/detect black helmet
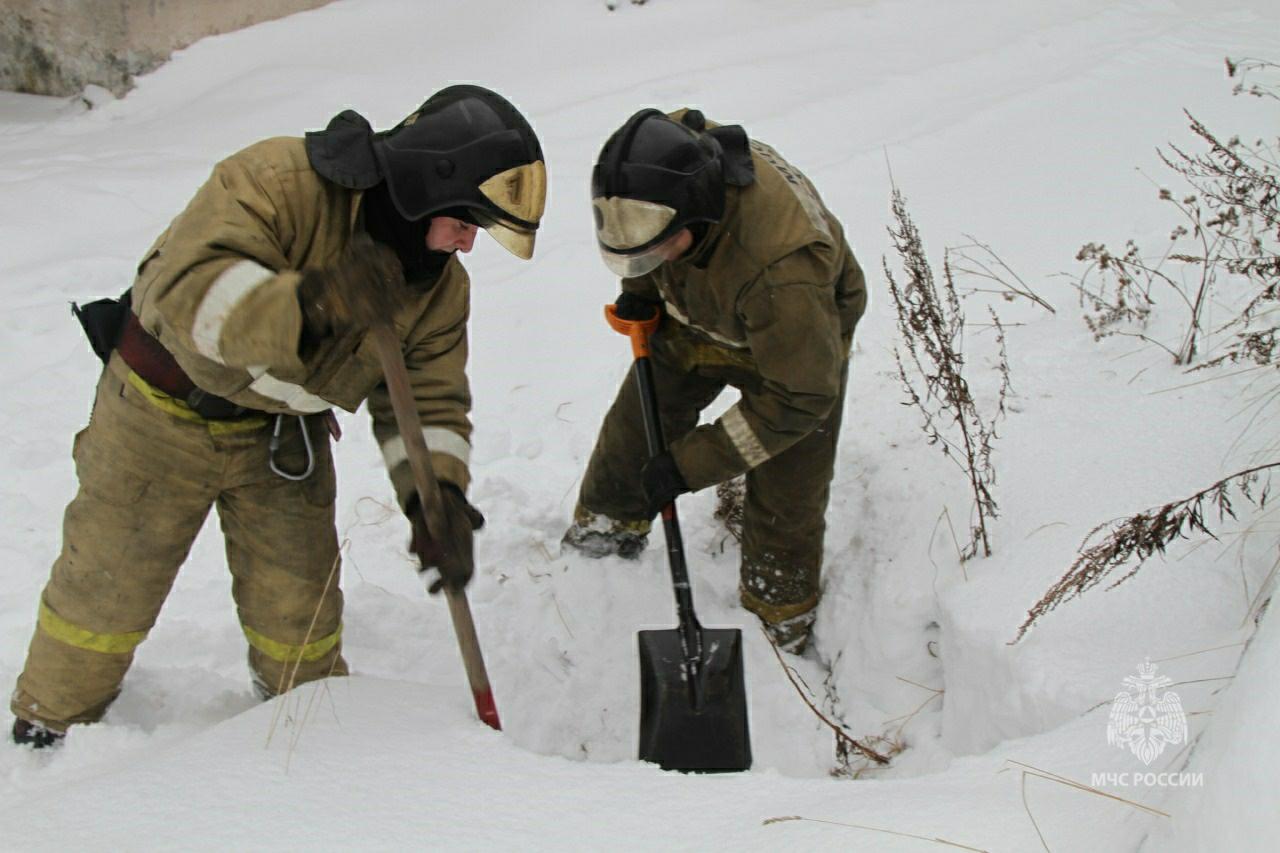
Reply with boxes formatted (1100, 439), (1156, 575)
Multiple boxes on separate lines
(591, 109), (727, 277)
(373, 85), (546, 259)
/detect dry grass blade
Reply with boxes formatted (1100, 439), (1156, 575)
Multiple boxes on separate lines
(1153, 641), (1247, 663)
(761, 814), (989, 851)
(266, 541), (345, 758)
(1006, 760), (1170, 852)
(1020, 771), (1051, 852)
(1004, 760), (1170, 818)
(1242, 546), (1280, 627)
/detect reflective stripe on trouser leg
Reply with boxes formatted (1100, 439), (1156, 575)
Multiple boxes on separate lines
(12, 368), (216, 730)
(242, 622), (343, 666)
(217, 415), (346, 697)
(739, 362), (849, 614)
(579, 348), (725, 522)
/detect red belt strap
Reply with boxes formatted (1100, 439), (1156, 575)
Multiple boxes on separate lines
(115, 314), (284, 422)
(116, 313), (198, 400)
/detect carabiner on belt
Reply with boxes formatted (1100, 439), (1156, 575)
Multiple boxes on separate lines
(268, 414), (315, 482)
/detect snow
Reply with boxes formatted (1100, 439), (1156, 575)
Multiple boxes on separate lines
(1149, 604), (1280, 851)
(2, 0), (1278, 849)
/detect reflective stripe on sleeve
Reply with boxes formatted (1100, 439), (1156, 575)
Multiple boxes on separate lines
(38, 601), (147, 655)
(380, 428), (472, 472)
(192, 260), (275, 364)
(245, 366), (332, 414)
(662, 300), (748, 349)
(242, 623), (342, 664)
(721, 403), (770, 467)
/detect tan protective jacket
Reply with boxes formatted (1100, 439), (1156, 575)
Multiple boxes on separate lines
(130, 137), (473, 501)
(622, 118), (866, 490)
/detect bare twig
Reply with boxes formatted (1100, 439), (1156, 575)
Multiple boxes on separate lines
(949, 236), (1056, 314)
(882, 677), (945, 737)
(764, 627), (891, 766)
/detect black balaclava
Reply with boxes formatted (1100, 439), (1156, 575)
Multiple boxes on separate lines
(361, 180), (453, 287)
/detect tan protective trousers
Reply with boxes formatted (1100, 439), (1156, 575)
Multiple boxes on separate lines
(578, 328), (849, 624)
(11, 356), (346, 732)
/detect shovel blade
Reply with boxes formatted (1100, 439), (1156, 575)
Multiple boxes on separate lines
(638, 628), (751, 773)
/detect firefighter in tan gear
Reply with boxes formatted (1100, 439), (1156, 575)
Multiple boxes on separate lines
(563, 109), (866, 653)
(10, 86), (547, 748)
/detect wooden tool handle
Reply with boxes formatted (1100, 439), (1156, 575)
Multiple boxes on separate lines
(369, 324), (501, 730)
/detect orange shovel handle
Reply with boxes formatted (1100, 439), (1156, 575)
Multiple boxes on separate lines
(605, 303), (660, 359)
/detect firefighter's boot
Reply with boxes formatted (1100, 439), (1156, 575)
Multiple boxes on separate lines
(11, 718), (65, 749)
(562, 505), (650, 559)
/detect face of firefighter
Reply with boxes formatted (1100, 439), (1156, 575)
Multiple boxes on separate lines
(426, 216), (478, 254)
(659, 228), (694, 262)
(599, 226), (695, 278)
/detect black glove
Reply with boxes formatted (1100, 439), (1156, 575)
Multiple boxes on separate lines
(407, 485), (486, 594)
(614, 291), (661, 321)
(298, 234), (409, 338)
(641, 451), (689, 517)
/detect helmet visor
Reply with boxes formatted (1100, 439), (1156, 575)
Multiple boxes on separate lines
(598, 243), (670, 278)
(479, 161), (546, 224)
(478, 214), (537, 260)
(593, 196), (676, 253)
(475, 160), (545, 259)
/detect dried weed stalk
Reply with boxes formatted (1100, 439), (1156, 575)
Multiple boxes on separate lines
(714, 475), (746, 544)
(1076, 57), (1279, 367)
(1015, 462), (1280, 640)
(1074, 202), (1215, 365)
(764, 628), (892, 774)
(886, 188), (1011, 560)
(1022, 61), (1280, 640)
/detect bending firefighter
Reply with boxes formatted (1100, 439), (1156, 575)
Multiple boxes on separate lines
(10, 86), (546, 748)
(563, 109), (866, 653)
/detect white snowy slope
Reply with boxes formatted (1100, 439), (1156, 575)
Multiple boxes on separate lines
(1, 0), (1278, 850)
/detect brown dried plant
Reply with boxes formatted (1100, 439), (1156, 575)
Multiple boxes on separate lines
(1076, 57), (1279, 368)
(1021, 60), (1280, 642)
(1015, 463), (1280, 641)
(713, 476), (746, 545)
(763, 628), (893, 776)
(885, 187), (1011, 560)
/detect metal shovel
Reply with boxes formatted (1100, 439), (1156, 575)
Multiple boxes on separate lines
(605, 304), (752, 773)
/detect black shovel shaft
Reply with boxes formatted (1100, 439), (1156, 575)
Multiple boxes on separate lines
(631, 354), (705, 696)
(614, 307), (752, 773)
